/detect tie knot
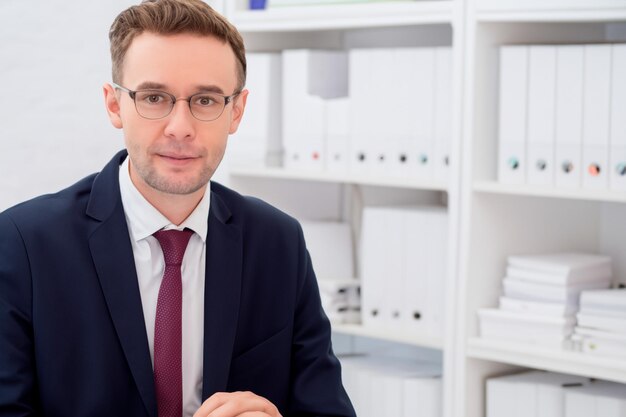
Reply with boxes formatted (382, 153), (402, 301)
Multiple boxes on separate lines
(153, 229), (194, 266)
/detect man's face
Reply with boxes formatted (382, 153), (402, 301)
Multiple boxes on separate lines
(104, 32), (247, 197)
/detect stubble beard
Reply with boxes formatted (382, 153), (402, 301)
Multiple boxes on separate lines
(134, 156), (214, 195)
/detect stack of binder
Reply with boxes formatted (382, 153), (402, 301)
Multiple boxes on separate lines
(487, 370), (590, 417)
(565, 380), (626, 417)
(361, 205), (448, 340)
(498, 43), (626, 191)
(479, 253), (612, 348)
(340, 355), (442, 417)
(572, 288), (626, 358)
(349, 47), (452, 182)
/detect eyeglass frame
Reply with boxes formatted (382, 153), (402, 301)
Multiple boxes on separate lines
(112, 82), (241, 122)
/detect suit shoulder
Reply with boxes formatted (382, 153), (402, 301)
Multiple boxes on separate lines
(0, 173), (97, 228)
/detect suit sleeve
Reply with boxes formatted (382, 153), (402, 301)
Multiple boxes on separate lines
(0, 213), (39, 415)
(288, 223), (356, 417)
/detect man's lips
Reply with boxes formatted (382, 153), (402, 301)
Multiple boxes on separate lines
(157, 153), (199, 165)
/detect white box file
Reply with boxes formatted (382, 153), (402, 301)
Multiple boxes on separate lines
(498, 46), (529, 184)
(325, 98), (350, 174)
(582, 45), (611, 189)
(610, 44), (626, 192)
(555, 46), (584, 188)
(565, 381), (626, 417)
(405, 48), (436, 181)
(349, 47), (440, 180)
(487, 371), (589, 417)
(391, 48), (418, 178)
(361, 206), (448, 338)
(228, 53), (282, 167)
(299, 220), (354, 280)
(433, 47), (453, 184)
(282, 49), (348, 171)
(349, 48), (388, 176)
(361, 207), (403, 329)
(340, 355), (442, 417)
(404, 207), (448, 339)
(526, 46), (556, 186)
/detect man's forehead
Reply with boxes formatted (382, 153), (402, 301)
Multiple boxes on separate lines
(122, 32), (238, 90)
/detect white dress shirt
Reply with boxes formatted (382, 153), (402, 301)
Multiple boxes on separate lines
(118, 156), (208, 417)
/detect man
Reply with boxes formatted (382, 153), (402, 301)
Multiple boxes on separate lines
(0, 1), (355, 416)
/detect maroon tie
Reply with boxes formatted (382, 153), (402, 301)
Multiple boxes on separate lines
(153, 229), (193, 417)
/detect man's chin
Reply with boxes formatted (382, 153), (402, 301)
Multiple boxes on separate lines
(147, 176), (209, 196)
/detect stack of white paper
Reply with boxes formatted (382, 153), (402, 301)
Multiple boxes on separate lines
(565, 381), (626, 417)
(572, 289), (626, 359)
(361, 205), (448, 340)
(340, 355), (442, 417)
(487, 370), (590, 417)
(479, 253), (612, 348)
(318, 279), (360, 324)
(300, 220), (359, 325)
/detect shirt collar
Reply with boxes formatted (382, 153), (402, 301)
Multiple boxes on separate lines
(118, 156), (210, 243)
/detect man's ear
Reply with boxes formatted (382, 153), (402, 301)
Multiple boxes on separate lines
(103, 83), (123, 129)
(228, 88), (249, 135)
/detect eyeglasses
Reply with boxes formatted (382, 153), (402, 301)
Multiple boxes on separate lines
(112, 83), (240, 122)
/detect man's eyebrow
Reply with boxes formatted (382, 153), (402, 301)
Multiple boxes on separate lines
(134, 82), (226, 95)
(194, 85), (225, 95)
(135, 81), (167, 90)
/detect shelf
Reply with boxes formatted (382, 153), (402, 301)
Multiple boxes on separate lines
(467, 337), (626, 384)
(332, 323), (444, 349)
(229, 1), (454, 32)
(473, 181), (626, 204)
(475, 1), (626, 22)
(230, 166), (448, 190)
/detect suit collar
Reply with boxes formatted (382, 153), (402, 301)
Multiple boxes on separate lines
(86, 149), (128, 222)
(87, 149), (157, 417)
(208, 183), (232, 224)
(201, 189), (242, 398)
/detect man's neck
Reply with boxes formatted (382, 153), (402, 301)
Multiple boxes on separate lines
(129, 170), (207, 226)
(145, 189), (205, 226)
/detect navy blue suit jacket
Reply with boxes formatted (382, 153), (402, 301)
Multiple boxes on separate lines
(0, 150), (355, 417)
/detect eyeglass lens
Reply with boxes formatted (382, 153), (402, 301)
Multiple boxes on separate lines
(133, 90), (228, 121)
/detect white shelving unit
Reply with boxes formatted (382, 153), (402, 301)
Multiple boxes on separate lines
(455, 1), (626, 417)
(333, 323), (444, 349)
(222, 1), (464, 417)
(230, 166), (448, 191)
(226, 1), (454, 31)
(473, 181), (626, 204)
(222, 0), (626, 416)
(467, 338), (626, 385)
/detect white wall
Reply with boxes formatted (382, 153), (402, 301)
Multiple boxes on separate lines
(0, 1), (222, 211)
(0, 1), (136, 210)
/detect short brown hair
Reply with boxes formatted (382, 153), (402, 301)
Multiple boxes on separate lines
(109, 0), (246, 90)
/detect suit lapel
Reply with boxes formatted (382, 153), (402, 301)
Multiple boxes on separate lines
(87, 150), (157, 417)
(201, 189), (243, 399)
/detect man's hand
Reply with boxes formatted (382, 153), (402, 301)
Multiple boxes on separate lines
(192, 391), (283, 417)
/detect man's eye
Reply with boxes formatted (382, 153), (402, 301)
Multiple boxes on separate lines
(146, 94), (164, 103)
(195, 96), (216, 106)
(138, 92), (167, 104)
